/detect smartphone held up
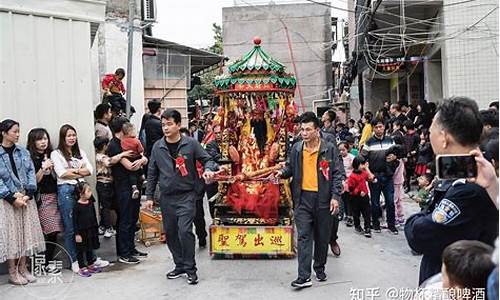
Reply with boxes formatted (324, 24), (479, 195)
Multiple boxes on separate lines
(436, 154), (478, 180)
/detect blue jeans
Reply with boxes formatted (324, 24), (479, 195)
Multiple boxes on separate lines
(57, 184), (77, 262)
(488, 267), (498, 300)
(369, 175), (395, 228)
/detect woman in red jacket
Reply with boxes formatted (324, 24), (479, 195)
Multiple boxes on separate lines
(347, 157), (376, 238)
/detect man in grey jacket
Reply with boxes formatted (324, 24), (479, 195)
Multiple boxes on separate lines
(145, 109), (218, 285)
(276, 112), (343, 289)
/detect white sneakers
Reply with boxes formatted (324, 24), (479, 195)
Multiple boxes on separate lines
(99, 226), (116, 236)
(72, 257), (109, 273)
(71, 261), (80, 273)
(103, 228), (115, 238)
(94, 257), (110, 268)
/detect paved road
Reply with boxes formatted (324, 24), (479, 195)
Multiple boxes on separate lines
(0, 197), (422, 300)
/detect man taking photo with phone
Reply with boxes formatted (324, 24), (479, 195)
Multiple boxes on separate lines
(404, 97), (499, 285)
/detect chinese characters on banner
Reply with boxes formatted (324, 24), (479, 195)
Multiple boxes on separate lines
(211, 226), (293, 255)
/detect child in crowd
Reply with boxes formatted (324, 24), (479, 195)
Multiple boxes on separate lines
(345, 135), (358, 157)
(415, 173), (434, 211)
(120, 123), (144, 199)
(348, 119), (359, 138)
(338, 142), (355, 225)
(391, 120), (405, 139)
(419, 240), (495, 299)
(73, 182), (101, 277)
(94, 137), (116, 238)
(485, 138), (499, 176)
(442, 240), (494, 296)
(336, 123), (352, 142)
(346, 157), (375, 238)
(391, 135), (406, 226)
(403, 121), (420, 193)
(415, 129), (433, 176)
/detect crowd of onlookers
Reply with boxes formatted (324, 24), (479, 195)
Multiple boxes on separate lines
(1, 92), (498, 297)
(1, 120), (112, 284)
(0, 95), (217, 285)
(313, 97), (499, 298)
(316, 99), (498, 232)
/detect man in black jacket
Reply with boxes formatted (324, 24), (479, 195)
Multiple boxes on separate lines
(289, 122), (345, 257)
(361, 118), (399, 235)
(108, 117), (149, 264)
(145, 109), (218, 285)
(276, 112), (343, 289)
(144, 99), (163, 158)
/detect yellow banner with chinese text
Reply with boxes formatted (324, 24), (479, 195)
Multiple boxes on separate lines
(210, 225), (294, 256)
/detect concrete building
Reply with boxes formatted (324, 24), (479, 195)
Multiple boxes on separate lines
(331, 17), (349, 95)
(0, 0), (105, 149)
(438, 0), (498, 108)
(142, 36), (224, 126)
(95, 0), (146, 127)
(97, 0), (223, 127)
(0, 0), (106, 274)
(346, 0), (498, 114)
(222, 2), (333, 113)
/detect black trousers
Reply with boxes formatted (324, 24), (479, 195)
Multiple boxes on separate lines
(295, 191), (332, 280)
(330, 193), (349, 243)
(159, 191), (197, 275)
(351, 195), (371, 230)
(341, 192), (352, 217)
(115, 183), (140, 258)
(330, 213), (339, 244)
(96, 181), (114, 229)
(44, 233), (58, 265)
(405, 161), (416, 190)
(193, 191), (207, 242)
(105, 93), (135, 115)
(77, 249), (96, 268)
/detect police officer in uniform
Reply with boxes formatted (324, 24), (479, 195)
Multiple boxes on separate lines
(405, 97), (499, 285)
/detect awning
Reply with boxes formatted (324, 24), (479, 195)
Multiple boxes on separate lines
(143, 35), (226, 75)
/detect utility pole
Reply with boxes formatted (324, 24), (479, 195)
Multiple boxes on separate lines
(125, 0), (135, 118)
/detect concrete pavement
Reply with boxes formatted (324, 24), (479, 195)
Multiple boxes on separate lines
(0, 197), (422, 300)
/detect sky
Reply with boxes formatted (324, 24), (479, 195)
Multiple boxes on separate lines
(153, 0), (348, 49)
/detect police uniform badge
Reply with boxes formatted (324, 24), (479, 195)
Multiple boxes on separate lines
(432, 199), (461, 224)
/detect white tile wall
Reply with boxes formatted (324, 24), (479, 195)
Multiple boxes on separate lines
(442, 0), (499, 108)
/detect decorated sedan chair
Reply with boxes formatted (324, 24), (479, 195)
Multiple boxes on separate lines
(209, 38), (299, 257)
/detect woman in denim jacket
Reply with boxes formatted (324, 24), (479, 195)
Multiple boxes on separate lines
(0, 119), (45, 285)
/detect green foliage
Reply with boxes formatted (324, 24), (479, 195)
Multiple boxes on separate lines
(209, 23), (223, 55)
